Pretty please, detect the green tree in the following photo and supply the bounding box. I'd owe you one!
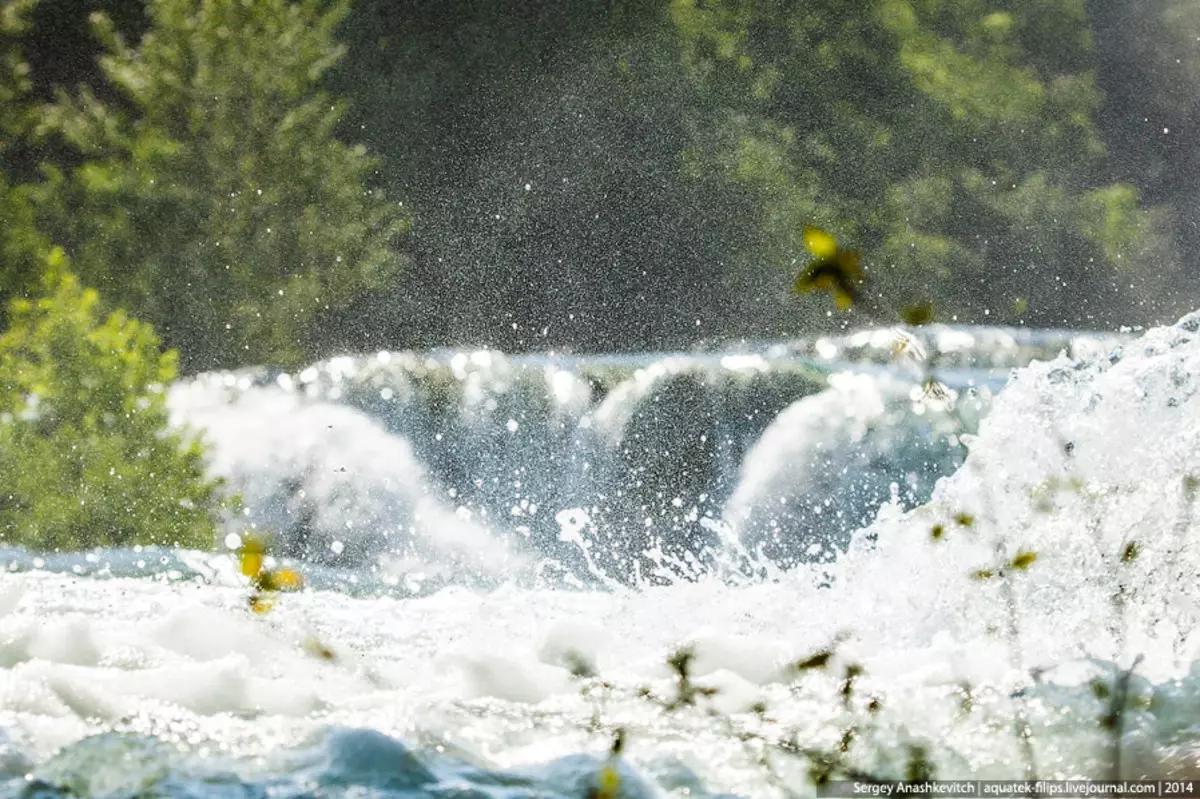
[0,0,57,311]
[0,247,228,550]
[35,0,408,372]
[670,0,1180,331]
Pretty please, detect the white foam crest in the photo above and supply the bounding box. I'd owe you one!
[589,356,695,447]
[724,371,969,563]
[167,382,521,575]
[820,314,1200,679]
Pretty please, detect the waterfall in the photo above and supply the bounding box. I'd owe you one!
[167,325,1124,585]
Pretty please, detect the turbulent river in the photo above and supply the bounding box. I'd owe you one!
[4,318,1200,797]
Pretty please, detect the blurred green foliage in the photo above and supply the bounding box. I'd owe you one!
[0,0,33,136]
[321,0,742,352]
[668,0,1177,329]
[0,247,228,550]
[28,0,409,371]
[0,0,1197,364]
[0,0,53,310]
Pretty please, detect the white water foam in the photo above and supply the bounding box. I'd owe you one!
[167,376,523,578]
[723,370,980,564]
[3,317,1200,793]
[822,312,1200,677]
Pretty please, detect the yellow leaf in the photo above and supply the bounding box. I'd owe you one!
[1121,542,1139,563]
[922,377,951,401]
[303,635,338,661]
[793,650,833,670]
[1010,551,1037,570]
[238,532,269,578]
[240,550,263,578]
[270,567,304,591]
[803,225,838,259]
[594,764,621,799]
[835,249,862,281]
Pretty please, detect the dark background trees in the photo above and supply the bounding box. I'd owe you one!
[3,0,1199,372]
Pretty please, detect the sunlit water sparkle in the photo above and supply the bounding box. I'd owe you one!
[5,321,1200,797]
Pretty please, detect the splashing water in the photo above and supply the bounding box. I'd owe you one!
[8,321,1200,797]
[166,375,524,583]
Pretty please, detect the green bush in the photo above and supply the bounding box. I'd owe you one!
[0,248,228,550]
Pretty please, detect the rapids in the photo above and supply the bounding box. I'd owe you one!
[7,319,1200,798]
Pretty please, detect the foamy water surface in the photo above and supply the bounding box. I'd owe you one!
[3,319,1200,797]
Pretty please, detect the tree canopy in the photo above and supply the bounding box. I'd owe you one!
[20,0,409,371]
[667,0,1176,330]
[0,0,1197,368]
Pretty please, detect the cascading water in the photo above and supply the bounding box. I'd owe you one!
[167,347,839,583]
[162,325,1117,585]
[8,319,1198,798]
